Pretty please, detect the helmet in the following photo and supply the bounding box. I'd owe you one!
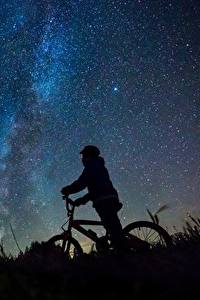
[80,145,100,157]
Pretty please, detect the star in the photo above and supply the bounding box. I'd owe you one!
[0,0,199,254]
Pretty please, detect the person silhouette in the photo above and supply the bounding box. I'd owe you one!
[61,145,124,250]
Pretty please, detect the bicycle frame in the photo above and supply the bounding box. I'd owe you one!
[63,198,105,244]
[49,196,172,254]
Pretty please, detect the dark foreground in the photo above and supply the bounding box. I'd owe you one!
[0,235,200,300]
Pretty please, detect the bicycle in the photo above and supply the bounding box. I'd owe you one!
[46,196,172,259]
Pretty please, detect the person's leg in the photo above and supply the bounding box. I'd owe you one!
[96,206,123,248]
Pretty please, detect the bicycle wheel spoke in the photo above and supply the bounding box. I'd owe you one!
[145,226,148,238]
[144,228,153,241]
[141,227,146,240]
[62,240,67,251]
[150,234,160,243]
[147,230,160,241]
[66,241,71,255]
[156,235,165,245]
[136,227,141,238]
[141,228,158,243]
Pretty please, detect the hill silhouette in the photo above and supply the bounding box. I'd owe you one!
[0,218,200,300]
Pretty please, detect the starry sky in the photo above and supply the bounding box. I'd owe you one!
[0,0,200,254]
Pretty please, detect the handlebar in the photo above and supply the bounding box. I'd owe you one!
[62,195,74,205]
[62,195,75,215]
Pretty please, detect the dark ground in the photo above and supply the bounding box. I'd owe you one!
[0,224,200,300]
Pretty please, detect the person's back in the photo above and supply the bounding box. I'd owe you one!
[79,155,119,208]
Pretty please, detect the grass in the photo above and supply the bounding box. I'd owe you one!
[0,218,200,299]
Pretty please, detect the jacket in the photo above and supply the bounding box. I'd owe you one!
[63,156,119,207]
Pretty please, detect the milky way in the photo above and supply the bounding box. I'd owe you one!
[0,0,200,253]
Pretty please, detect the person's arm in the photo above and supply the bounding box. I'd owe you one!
[74,193,91,206]
[61,169,88,195]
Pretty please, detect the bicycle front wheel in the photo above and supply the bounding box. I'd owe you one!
[47,234,83,259]
[123,221,172,249]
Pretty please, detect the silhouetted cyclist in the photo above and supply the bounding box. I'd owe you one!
[61,145,124,251]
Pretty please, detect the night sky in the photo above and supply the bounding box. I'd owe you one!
[0,0,200,254]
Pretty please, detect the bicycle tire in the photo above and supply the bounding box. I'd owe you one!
[47,234,83,259]
[123,221,172,249]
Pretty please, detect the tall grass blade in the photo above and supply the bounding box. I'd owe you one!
[154,205,169,215]
[147,209,156,223]
[9,223,23,254]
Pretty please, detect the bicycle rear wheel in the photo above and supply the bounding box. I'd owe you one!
[123,221,172,250]
[47,234,83,259]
